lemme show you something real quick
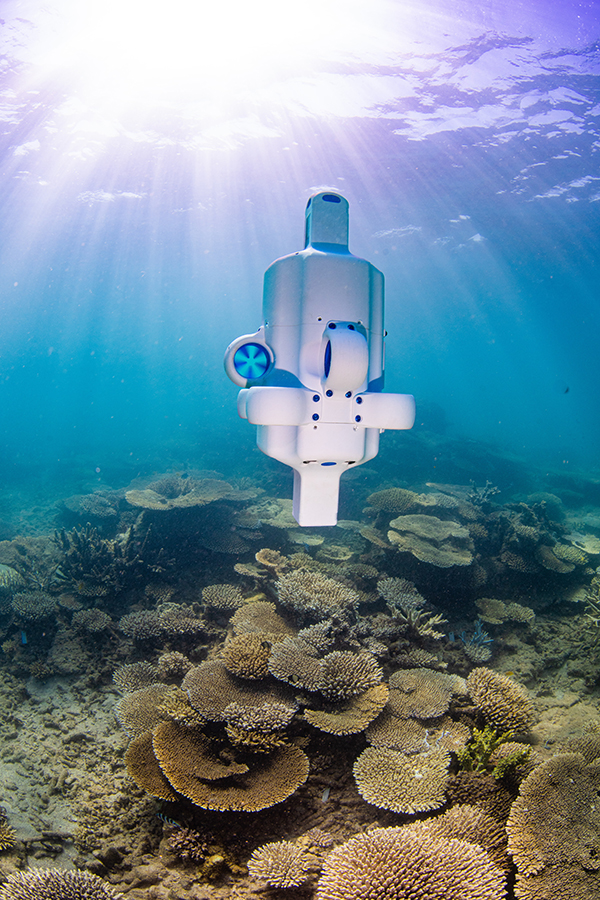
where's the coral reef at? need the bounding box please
[54,524,171,597]
[248,840,315,887]
[201,583,245,610]
[507,753,600,897]
[125,476,237,510]
[114,683,175,737]
[113,661,160,693]
[387,668,465,718]
[275,570,360,622]
[387,514,474,567]
[220,633,272,679]
[353,746,451,814]
[182,659,297,721]
[0,564,26,598]
[304,683,389,735]
[467,667,536,734]
[4,473,600,899]
[316,827,505,900]
[456,725,520,774]
[367,487,420,514]
[0,869,120,899]
[72,608,113,633]
[11,590,56,620]
[475,597,535,625]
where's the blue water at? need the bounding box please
[1,1,599,524]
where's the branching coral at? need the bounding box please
[467,668,536,734]
[54,524,172,596]
[0,869,121,899]
[507,752,600,898]
[248,840,315,887]
[456,725,519,775]
[316,827,505,900]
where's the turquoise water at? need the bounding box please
[1,1,599,516]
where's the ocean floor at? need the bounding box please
[0,446,599,899]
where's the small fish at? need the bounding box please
[20,631,27,645]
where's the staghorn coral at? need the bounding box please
[367,487,420,513]
[182,659,298,722]
[220,633,272,680]
[167,826,208,862]
[387,668,466,719]
[276,570,360,622]
[144,582,175,604]
[124,731,180,802]
[118,605,203,641]
[113,661,160,693]
[114,683,175,738]
[316,827,505,900]
[202,583,245,610]
[463,641,493,664]
[248,840,314,887]
[301,827,334,851]
[353,746,451,814]
[54,524,171,596]
[11,590,56,620]
[377,578,447,640]
[157,603,205,637]
[467,667,535,734]
[297,621,336,654]
[0,869,121,899]
[377,577,425,613]
[507,753,600,879]
[456,725,516,774]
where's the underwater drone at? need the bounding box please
[224,191,415,527]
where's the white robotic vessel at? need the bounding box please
[224,191,415,527]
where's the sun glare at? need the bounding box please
[20,0,405,114]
